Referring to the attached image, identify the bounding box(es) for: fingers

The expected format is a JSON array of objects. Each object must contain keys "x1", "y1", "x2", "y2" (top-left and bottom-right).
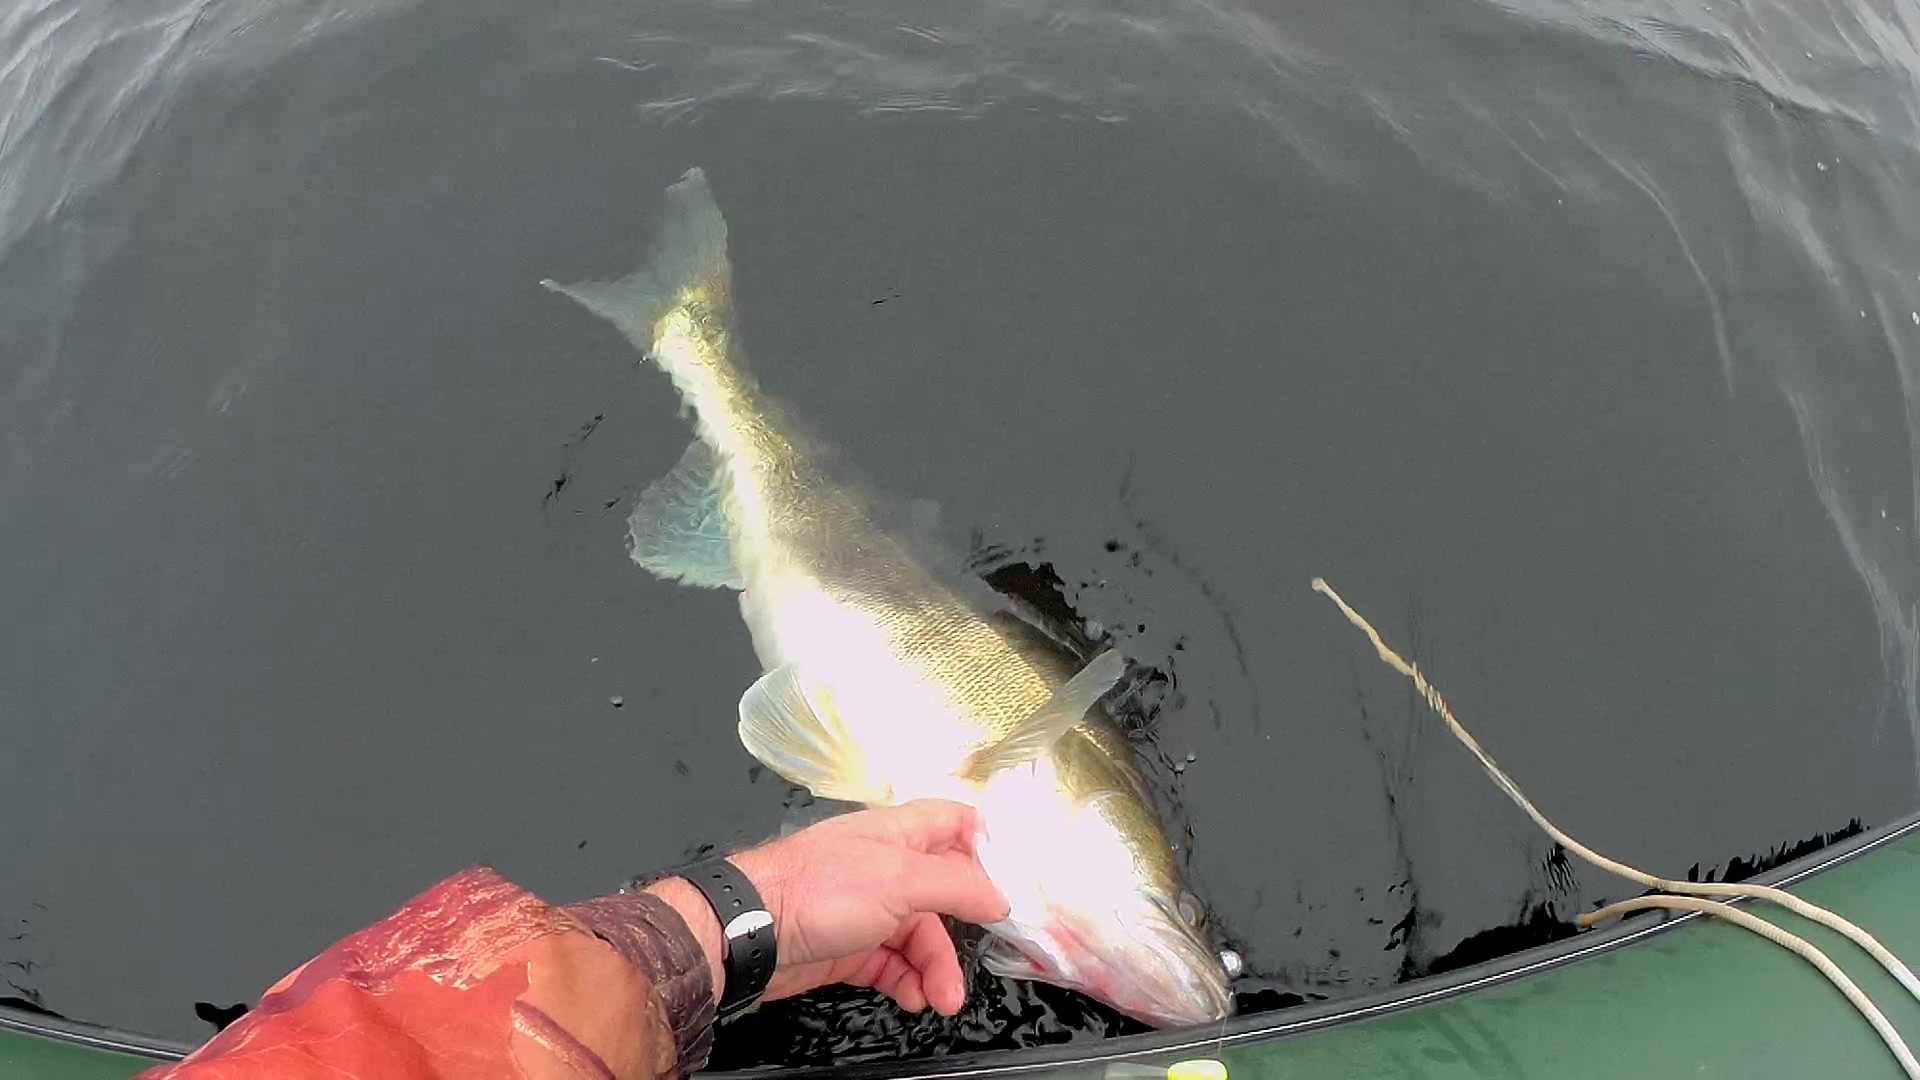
[
  {"x1": 773, "y1": 926, "x2": 972, "y2": 1016},
  {"x1": 832, "y1": 946, "x2": 930, "y2": 1014},
  {"x1": 869, "y1": 949, "x2": 928, "y2": 1013},
  {"x1": 876, "y1": 799, "x2": 982, "y2": 855},
  {"x1": 896, "y1": 848, "x2": 1011, "y2": 925},
  {"x1": 758, "y1": 799, "x2": 997, "y2": 1017},
  {"x1": 896, "y1": 912, "x2": 968, "y2": 1015},
  {"x1": 893, "y1": 973, "x2": 928, "y2": 1014},
  {"x1": 848, "y1": 917, "x2": 966, "y2": 1015},
  {"x1": 865, "y1": 800, "x2": 1009, "y2": 925}
]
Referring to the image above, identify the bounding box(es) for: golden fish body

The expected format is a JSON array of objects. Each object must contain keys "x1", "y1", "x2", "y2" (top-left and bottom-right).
[{"x1": 544, "y1": 169, "x2": 1233, "y2": 1028}]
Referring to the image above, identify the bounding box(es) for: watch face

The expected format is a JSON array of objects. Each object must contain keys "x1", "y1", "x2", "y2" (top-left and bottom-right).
[{"x1": 724, "y1": 909, "x2": 775, "y2": 941}]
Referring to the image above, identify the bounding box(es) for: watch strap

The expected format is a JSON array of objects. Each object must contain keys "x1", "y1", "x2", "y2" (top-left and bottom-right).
[{"x1": 659, "y1": 857, "x2": 776, "y2": 1020}]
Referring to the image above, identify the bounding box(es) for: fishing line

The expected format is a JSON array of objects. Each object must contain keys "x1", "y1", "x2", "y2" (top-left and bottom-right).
[{"x1": 1311, "y1": 576, "x2": 1920, "y2": 1078}]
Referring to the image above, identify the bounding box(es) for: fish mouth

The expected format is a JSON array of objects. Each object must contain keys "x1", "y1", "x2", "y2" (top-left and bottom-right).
[
  {"x1": 1015, "y1": 904, "x2": 1236, "y2": 1030},
  {"x1": 1108, "y1": 916, "x2": 1237, "y2": 1029}
]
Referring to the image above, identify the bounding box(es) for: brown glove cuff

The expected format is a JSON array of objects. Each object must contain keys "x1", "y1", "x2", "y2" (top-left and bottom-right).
[{"x1": 563, "y1": 892, "x2": 717, "y2": 1079}]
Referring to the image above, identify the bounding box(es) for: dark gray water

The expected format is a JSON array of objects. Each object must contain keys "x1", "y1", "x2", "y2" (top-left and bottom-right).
[{"x1": 4, "y1": 0, "x2": 1920, "y2": 1063}]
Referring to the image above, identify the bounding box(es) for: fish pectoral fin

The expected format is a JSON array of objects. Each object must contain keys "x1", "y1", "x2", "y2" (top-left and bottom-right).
[
  {"x1": 738, "y1": 664, "x2": 892, "y2": 804},
  {"x1": 978, "y1": 935, "x2": 1046, "y2": 980},
  {"x1": 626, "y1": 440, "x2": 742, "y2": 589},
  {"x1": 961, "y1": 649, "x2": 1128, "y2": 782}
]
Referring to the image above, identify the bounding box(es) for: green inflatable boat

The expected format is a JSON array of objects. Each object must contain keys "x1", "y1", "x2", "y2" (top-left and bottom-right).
[{"x1": 6, "y1": 813, "x2": 1916, "y2": 1080}]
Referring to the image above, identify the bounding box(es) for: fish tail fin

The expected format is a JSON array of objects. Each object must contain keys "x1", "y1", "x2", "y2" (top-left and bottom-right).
[{"x1": 540, "y1": 167, "x2": 736, "y2": 397}]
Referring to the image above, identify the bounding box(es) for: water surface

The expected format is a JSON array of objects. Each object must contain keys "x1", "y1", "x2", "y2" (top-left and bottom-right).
[{"x1": 3, "y1": 0, "x2": 1918, "y2": 1062}]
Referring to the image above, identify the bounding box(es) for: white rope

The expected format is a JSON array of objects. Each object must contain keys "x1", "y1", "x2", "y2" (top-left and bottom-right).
[
  {"x1": 1587, "y1": 896, "x2": 1919, "y2": 1078},
  {"x1": 1311, "y1": 577, "x2": 1920, "y2": 1078}
]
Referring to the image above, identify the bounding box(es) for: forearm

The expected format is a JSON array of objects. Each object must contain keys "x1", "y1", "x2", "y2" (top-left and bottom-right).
[{"x1": 135, "y1": 868, "x2": 728, "y2": 1080}]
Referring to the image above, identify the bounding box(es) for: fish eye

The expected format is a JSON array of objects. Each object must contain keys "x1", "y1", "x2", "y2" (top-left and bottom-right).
[
  {"x1": 1220, "y1": 948, "x2": 1244, "y2": 978},
  {"x1": 1175, "y1": 890, "x2": 1203, "y2": 927}
]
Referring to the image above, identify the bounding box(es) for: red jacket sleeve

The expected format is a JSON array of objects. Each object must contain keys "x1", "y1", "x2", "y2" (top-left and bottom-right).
[{"x1": 136, "y1": 868, "x2": 716, "y2": 1080}]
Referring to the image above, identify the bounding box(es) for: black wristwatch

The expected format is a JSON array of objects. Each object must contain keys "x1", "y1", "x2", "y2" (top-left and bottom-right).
[{"x1": 629, "y1": 856, "x2": 777, "y2": 1021}]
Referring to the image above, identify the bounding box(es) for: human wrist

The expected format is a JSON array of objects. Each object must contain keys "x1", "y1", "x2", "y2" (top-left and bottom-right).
[
  {"x1": 643, "y1": 843, "x2": 785, "y2": 1013},
  {"x1": 723, "y1": 844, "x2": 784, "y2": 932},
  {"x1": 641, "y1": 876, "x2": 729, "y2": 1002}
]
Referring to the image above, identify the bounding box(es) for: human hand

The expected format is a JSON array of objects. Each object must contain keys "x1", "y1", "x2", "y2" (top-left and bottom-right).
[{"x1": 651, "y1": 800, "x2": 1009, "y2": 1016}]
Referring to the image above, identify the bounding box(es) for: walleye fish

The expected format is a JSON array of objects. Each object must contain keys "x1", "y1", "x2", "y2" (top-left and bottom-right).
[{"x1": 542, "y1": 168, "x2": 1234, "y2": 1029}]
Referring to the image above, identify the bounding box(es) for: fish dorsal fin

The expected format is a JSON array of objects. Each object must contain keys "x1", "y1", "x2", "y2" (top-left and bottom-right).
[
  {"x1": 962, "y1": 649, "x2": 1127, "y2": 782},
  {"x1": 738, "y1": 664, "x2": 893, "y2": 804},
  {"x1": 626, "y1": 440, "x2": 742, "y2": 589}
]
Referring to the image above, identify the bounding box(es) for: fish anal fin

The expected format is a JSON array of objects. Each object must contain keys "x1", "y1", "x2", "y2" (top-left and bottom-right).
[
  {"x1": 738, "y1": 664, "x2": 892, "y2": 804},
  {"x1": 627, "y1": 440, "x2": 741, "y2": 588}
]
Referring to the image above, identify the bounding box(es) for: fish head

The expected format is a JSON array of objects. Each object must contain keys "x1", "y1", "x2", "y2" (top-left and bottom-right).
[
  {"x1": 982, "y1": 886, "x2": 1237, "y2": 1030},
  {"x1": 973, "y1": 769, "x2": 1236, "y2": 1029}
]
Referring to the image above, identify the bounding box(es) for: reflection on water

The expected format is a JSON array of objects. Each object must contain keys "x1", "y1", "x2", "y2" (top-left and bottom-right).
[{"x1": 3, "y1": 0, "x2": 1918, "y2": 1063}]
